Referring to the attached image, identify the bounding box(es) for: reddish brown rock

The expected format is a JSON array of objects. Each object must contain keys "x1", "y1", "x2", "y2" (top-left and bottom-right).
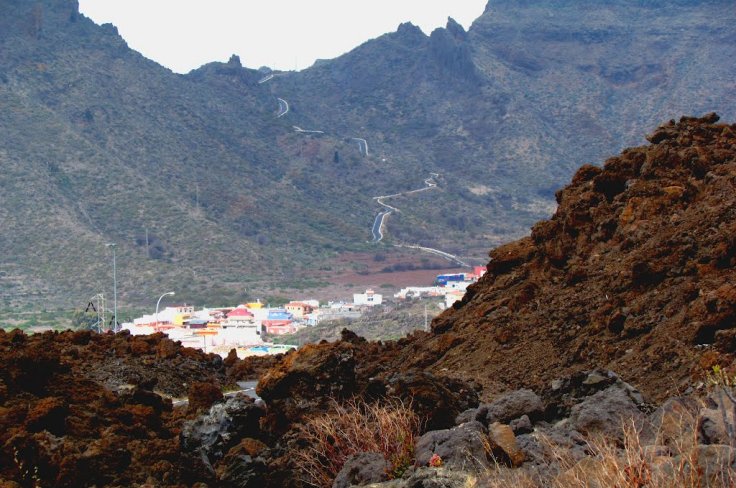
[
  {"x1": 187, "y1": 381, "x2": 223, "y2": 413},
  {"x1": 257, "y1": 342, "x2": 357, "y2": 433},
  {"x1": 487, "y1": 422, "x2": 524, "y2": 467},
  {"x1": 369, "y1": 114, "x2": 736, "y2": 403},
  {"x1": 24, "y1": 397, "x2": 67, "y2": 435}
]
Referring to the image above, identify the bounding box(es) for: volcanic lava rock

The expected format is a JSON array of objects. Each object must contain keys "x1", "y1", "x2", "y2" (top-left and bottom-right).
[
  {"x1": 568, "y1": 383, "x2": 647, "y2": 444},
  {"x1": 333, "y1": 452, "x2": 391, "y2": 488},
  {"x1": 379, "y1": 115, "x2": 736, "y2": 403},
  {"x1": 187, "y1": 381, "x2": 224, "y2": 413},
  {"x1": 415, "y1": 421, "x2": 490, "y2": 471},
  {"x1": 215, "y1": 438, "x2": 270, "y2": 487},
  {"x1": 457, "y1": 388, "x2": 544, "y2": 427},
  {"x1": 180, "y1": 394, "x2": 265, "y2": 464},
  {"x1": 368, "y1": 371, "x2": 479, "y2": 431},
  {"x1": 257, "y1": 342, "x2": 357, "y2": 434}
]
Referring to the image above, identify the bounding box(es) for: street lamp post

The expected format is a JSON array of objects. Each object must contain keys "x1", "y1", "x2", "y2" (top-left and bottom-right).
[
  {"x1": 106, "y1": 243, "x2": 117, "y2": 332},
  {"x1": 155, "y1": 291, "x2": 175, "y2": 327}
]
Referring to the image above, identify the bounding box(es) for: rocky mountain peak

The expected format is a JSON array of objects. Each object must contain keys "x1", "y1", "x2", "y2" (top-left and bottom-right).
[
  {"x1": 395, "y1": 21, "x2": 426, "y2": 44},
  {"x1": 0, "y1": 0, "x2": 82, "y2": 39},
  {"x1": 445, "y1": 17, "x2": 467, "y2": 41},
  {"x1": 227, "y1": 54, "x2": 242, "y2": 67},
  {"x1": 429, "y1": 22, "x2": 478, "y2": 84}
]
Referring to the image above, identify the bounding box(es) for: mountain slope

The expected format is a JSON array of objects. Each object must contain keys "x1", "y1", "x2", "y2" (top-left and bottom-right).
[
  {"x1": 0, "y1": 0, "x2": 734, "y2": 308},
  {"x1": 350, "y1": 114, "x2": 736, "y2": 402}
]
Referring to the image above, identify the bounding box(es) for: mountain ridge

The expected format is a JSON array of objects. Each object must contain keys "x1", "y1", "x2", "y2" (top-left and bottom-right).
[{"x1": 0, "y1": 0, "x2": 734, "y2": 308}]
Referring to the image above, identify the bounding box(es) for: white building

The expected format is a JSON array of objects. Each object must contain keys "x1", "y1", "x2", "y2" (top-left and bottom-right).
[
  {"x1": 445, "y1": 290, "x2": 465, "y2": 309},
  {"x1": 446, "y1": 281, "x2": 471, "y2": 292},
  {"x1": 353, "y1": 288, "x2": 383, "y2": 306},
  {"x1": 394, "y1": 286, "x2": 443, "y2": 300}
]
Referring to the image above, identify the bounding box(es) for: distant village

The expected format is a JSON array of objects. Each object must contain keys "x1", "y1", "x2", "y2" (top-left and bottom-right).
[{"x1": 122, "y1": 266, "x2": 486, "y2": 357}]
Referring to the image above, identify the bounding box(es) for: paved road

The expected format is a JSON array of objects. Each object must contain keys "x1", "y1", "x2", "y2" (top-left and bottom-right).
[
  {"x1": 293, "y1": 126, "x2": 324, "y2": 134},
  {"x1": 276, "y1": 98, "x2": 289, "y2": 118},
  {"x1": 258, "y1": 74, "x2": 274, "y2": 84},
  {"x1": 394, "y1": 243, "x2": 470, "y2": 268},
  {"x1": 351, "y1": 137, "x2": 369, "y2": 156},
  {"x1": 370, "y1": 174, "x2": 439, "y2": 243},
  {"x1": 371, "y1": 210, "x2": 391, "y2": 241},
  {"x1": 171, "y1": 380, "x2": 259, "y2": 408},
  {"x1": 254, "y1": 75, "x2": 466, "y2": 264}
]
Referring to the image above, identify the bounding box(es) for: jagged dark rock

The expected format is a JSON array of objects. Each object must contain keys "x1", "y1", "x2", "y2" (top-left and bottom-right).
[
  {"x1": 332, "y1": 452, "x2": 390, "y2": 488},
  {"x1": 567, "y1": 384, "x2": 647, "y2": 443},
  {"x1": 415, "y1": 421, "x2": 490, "y2": 471},
  {"x1": 180, "y1": 394, "x2": 265, "y2": 463}
]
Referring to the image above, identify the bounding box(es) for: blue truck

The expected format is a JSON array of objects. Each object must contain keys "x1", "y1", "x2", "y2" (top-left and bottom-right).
[{"x1": 434, "y1": 273, "x2": 466, "y2": 286}]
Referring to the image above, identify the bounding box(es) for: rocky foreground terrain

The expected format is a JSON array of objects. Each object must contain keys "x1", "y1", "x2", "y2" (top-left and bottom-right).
[{"x1": 1, "y1": 115, "x2": 735, "y2": 486}]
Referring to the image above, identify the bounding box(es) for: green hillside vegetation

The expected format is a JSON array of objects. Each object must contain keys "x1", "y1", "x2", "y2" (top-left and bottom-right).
[{"x1": 0, "y1": 0, "x2": 733, "y2": 309}]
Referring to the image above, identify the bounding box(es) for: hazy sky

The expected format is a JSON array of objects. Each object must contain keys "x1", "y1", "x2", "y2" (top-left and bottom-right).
[{"x1": 78, "y1": 1, "x2": 487, "y2": 73}]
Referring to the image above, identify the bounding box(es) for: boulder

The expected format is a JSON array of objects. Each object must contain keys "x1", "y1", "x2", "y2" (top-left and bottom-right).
[
  {"x1": 456, "y1": 388, "x2": 543, "y2": 429},
  {"x1": 362, "y1": 467, "x2": 478, "y2": 487},
  {"x1": 648, "y1": 396, "x2": 699, "y2": 446},
  {"x1": 510, "y1": 415, "x2": 533, "y2": 435},
  {"x1": 215, "y1": 438, "x2": 269, "y2": 488},
  {"x1": 657, "y1": 444, "x2": 736, "y2": 487},
  {"x1": 698, "y1": 388, "x2": 736, "y2": 445},
  {"x1": 487, "y1": 422, "x2": 524, "y2": 467},
  {"x1": 486, "y1": 389, "x2": 544, "y2": 424},
  {"x1": 332, "y1": 452, "x2": 390, "y2": 488},
  {"x1": 257, "y1": 342, "x2": 357, "y2": 434},
  {"x1": 370, "y1": 371, "x2": 478, "y2": 431},
  {"x1": 187, "y1": 381, "x2": 223, "y2": 413},
  {"x1": 568, "y1": 384, "x2": 646, "y2": 443},
  {"x1": 514, "y1": 428, "x2": 588, "y2": 480},
  {"x1": 543, "y1": 370, "x2": 646, "y2": 421},
  {"x1": 180, "y1": 393, "x2": 265, "y2": 463},
  {"x1": 415, "y1": 421, "x2": 489, "y2": 471},
  {"x1": 455, "y1": 405, "x2": 489, "y2": 426}
]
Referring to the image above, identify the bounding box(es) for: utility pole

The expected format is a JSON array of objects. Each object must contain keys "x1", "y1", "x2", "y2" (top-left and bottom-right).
[
  {"x1": 99, "y1": 294, "x2": 105, "y2": 333},
  {"x1": 90, "y1": 293, "x2": 105, "y2": 333},
  {"x1": 145, "y1": 228, "x2": 149, "y2": 258},
  {"x1": 106, "y1": 243, "x2": 117, "y2": 331}
]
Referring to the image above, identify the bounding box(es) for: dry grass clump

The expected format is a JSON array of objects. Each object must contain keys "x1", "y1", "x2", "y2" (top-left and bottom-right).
[
  {"x1": 481, "y1": 412, "x2": 736, "y2": 488},
  {"x1": 291, "y1": 397, "x2": 420, "y2": 487}
]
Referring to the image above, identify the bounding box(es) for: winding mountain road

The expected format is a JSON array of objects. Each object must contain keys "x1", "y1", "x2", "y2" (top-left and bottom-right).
[
  {"x1": 276, "y1": 98, "x2": 289, "y2": 118},
  {"x1": 370, "y1": 174, "x2": 439, "y2": 243},
  {"x1": 254, "y1": 79, "x2": 468, "y2": 267},
  {"x1": 369, "y1": 174, "x2": 470, "y2": 268},
  {"x1": 351, "y1": 137, "x2": 369, "y2": 156},
  {"x1": 258, "y1": 73, "x2": 274, "y2": 84},
  {"x1": 371, "y1": 210, "x2": 391, "y2": 241},
  {"x1": 394, "y1": 244, "x2": 470, "y2": 268},
  {"x1": 293, "y1": 126, "x2": 324, "y2": 134}
]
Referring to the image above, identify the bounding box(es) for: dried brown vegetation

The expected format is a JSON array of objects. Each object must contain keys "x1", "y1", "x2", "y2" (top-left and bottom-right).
[{"x1": 291, "y1": 398, "x2": 420, "y2": 487}]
